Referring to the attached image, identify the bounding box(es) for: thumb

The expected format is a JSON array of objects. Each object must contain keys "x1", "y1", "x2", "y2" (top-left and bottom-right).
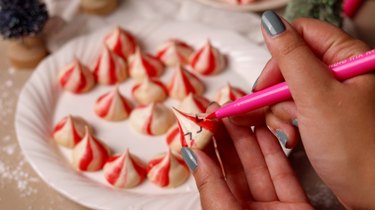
[
  {"x1": 180, "y1": 147, "x2": 243, "y2": 210},
  {"x1": 261, "y1": 11, "x2": 339, "y2": 107}
]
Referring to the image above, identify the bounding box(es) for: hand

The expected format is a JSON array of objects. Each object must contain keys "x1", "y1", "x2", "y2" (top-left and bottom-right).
[
  {"x1": 232, "y1": 11, "x2": 375, "y2": 209},
  {"x1": 181, "y1": 103, "x2": 313, "y2": 210}
]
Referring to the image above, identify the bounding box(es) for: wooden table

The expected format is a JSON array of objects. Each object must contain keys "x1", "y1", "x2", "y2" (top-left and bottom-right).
[{"x1": 1, "y1": 1, "x2": 374, "y2": 209}]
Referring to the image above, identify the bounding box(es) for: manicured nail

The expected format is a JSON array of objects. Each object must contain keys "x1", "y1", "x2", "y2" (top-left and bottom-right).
[
  {"x1": 261, "y1": 11, "x2": 286, "y2": 36},
  {"x1": 251, "y1": 77, "x2": 259, "y2": 92},
  {"x1": 276, "y1": 129, "x2": 288, "y2": 147},
  {"x1": 181, "y1": 147, "x2": 198, "y2": 172},
  {"x1": 292, "y1": 119, "x2": 299, "y2": 127}
]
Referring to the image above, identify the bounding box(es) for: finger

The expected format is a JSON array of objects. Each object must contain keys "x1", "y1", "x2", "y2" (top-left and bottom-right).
[
  {"x1": 291, "y1": 18, "x2": 370, "y2": 64},
  {"x1": 180, "y1": 148, "x2": 243, "y2": 210},
  {"x1": 269, "y1": 100, "x2": 297, "y2": 124},
  {"x1": 265, "y1": 112, "x2": 299, "y2": 149},
  {"x1": 222, "y1": 118, "x2": 277, "y2": 202},
  {"x1": 261, "y1": 11, "x2": 339, "y2": 106},
  {"x1": 254, "y1": 126, "x2": 308, "y2": 203},
  {"x1": 252, "y1": 58, "x2": 283, "y2": 92},
  {"x1": 229, "y1": 107, "x2": 266, "y2": 127},
  {"x1": 207, "y1": 103, "x2": 252, "y2": 203}
]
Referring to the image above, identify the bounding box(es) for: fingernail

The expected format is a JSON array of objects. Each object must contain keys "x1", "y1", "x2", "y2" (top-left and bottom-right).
[
  {"x1": 181, "y1": 147, "x2": 198, "y2": 172},
  {"x1": 275, "y1": 129, "x2": 288, "y2": 147},
  {"x1": 251, "y1": 77, "x2": 259, "y2": 92},
  {"x1": 292, "y1": 119, "x2": 299, "y2": 127},
  {"x1": 261, "y1": 11, "x2": 286, "y2": 36}
]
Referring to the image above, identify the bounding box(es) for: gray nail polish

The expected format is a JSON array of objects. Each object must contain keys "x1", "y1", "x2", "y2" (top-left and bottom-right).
[
  {"x1": 181, "y1": 147, "x2": 198, "y2": 172},
  {"x1": 261, "y1": 11, "x2": 286, "y2": 36},
  {"x1": 292, "y1": 119, "x2": 299, "y2": 127},
  {"x1": 276, "y1": 129, "x2": 288, "y2": 147},
  {"x1": 251, "y1": 77, "x2": 259, "y2": 92}
]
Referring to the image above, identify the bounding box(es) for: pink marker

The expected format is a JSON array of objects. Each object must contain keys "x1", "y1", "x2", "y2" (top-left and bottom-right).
[{"x1": 206, "y1": 49, "x2": 375, "y2": 119}]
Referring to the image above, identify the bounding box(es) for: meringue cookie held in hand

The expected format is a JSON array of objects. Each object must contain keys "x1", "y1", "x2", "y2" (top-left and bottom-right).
[
  {"x1": 190, "y1": 40, "x2": 226, "y2": 76},
  {"x1": 147, "y1": 150, "x2": 190, "y2": 188},
  {"x1": 58, "y1": 59, "x2": 95, "y2": 94},
  {"x1": 94, "y1": 86, "x2": 133, "y2": 121},
  {"x1": 103, "y1": 149, "x2": 147, "y2": 189},
  {"x1": 172, "y1": 108, "x2": 217, "y2": 150}
]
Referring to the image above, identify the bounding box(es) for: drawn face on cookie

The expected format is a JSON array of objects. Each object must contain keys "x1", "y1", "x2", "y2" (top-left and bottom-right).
[{"x1": 172, "y1": 108, "x2": 217, "y2": 149}]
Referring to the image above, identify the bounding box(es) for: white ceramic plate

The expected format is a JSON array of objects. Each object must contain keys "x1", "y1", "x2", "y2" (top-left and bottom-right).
[
  {"x1": 196, "y1": 0, "x2": 290, "y2": 12},
  {"x1": 15, "y1": 20, "x2": 270, "y2": 210}
]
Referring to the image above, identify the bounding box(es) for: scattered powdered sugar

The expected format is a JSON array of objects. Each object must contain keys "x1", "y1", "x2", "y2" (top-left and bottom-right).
[
  {"x1": 2, "y1": 143, "x2": 17, "y2": 155},
  {"x1": 5, "y1": 79, "x2": 13, "y2": 87},
  {"x1": 0, "y1": 158, "x2": 39, "y2": 197}
]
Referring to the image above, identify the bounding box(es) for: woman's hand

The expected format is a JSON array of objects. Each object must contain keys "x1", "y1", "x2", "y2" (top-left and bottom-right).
[
  {"x1": 181, "y1": 103, "x2": 313, "y2": 210},
  {"x1": 232, "y1": 11, "x2": 375, "y2": 209}
]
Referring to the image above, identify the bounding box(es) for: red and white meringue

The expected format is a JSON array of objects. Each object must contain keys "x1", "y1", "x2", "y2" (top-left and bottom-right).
[
  {"x1": 128, "y1": 49, "x2": 165, "y2": 81},
  {"x1": 215, "y1": 83, "x2": 247, "y2": 105},
  {"x1": 156, "y1": 39, "x2": 194, "y2": 67},
  {"x1": 178, "y1": 93, "x2": 210, "y2": 114},
  {"x1": 53, "y1": 115, "x2": 92, "y2": 148},
  {"x1": 103, "y1": 149, "x2": 147, "y2": 189},
  {"x1": 167, "y1": 65, "x2": 205, "y2": 101},
  {"x1": 104, "y1": 27, "x2": 138, "y2": 60},
  {"x1": 147, "y1": 150, "x2": 189, "y2": 188},
  {"x1": 94, "y1": 87, "x2": 133, "y2": 121},
  {"x1": 58, "y1": 59, "x2": 95, "y2": 94},
  {"x1": 93, "y1": 45, "x2": 128, "y2": 85},
  {"x1": 224, "y1": 0, "x2": 257, "y2": 5},
  {"x1": 190, "y1": 40, "x2": 226, "y2": 75},
  {"x1": 129, "y1": 103, "x2": 175, "y2": 136},
  {"x1": 131, "y1": 78, "x2": 168, "y2": 105},
  {"x1": 166, "y1": 124, "x2": 182, "y2": 154},
  {"x1": 72, "y1": 128, "x2": 110, "y2": 171},
  {"x1": 172, "y1": 108, "x2": 217, "y2": 149}
]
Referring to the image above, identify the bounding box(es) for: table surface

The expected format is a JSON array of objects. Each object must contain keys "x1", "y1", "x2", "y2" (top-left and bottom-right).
[{"x1": 1, "y1": 1, "x2": 375, "y2": 210}]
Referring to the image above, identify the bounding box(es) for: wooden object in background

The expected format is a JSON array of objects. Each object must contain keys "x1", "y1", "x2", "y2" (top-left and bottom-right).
[
  {"x1": 80, "y1": 0, "x2": 118, "y2": 16},
  {"x1": 6, "y1": 36, "x2": 48, "y2": 69}
]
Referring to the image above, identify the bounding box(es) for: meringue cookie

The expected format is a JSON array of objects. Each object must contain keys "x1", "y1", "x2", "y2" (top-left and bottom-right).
[
  {"x1": 131, "y1": 78, "x2": 168, "y2": 105},
  {"x1": 172, "y1": 108, "x2": 217, "y2": 149},
  {"x1": 94, "y1": 87, "x2": 133, "y2": 121},
  {"x1": 167, "y1": 65, "x2": 205, "y2": 101},
  {"x1": 190, "y1": 40, "x2": 226, "y2": 75},
  {"x1": 103, "y1": 149, "x2": 147, "y2": 188},
  {"x1": 93, "y1": 45, "x2": 128, "y2": 85},
  {"x1": 215, "y1": 83, "x2": 247, "y2": 105},
  {"x1": 104, "y1": 27, "x2": 138, "y2": 60},
  {"x1": 178, "y1": 93, "x2": 210, "y2": 114},
  {"x1": 165, "y1": 124, "x2": 182, "y2": 155},
  {"x1": 156, "y1": 39, "x2": 194, "y2": 66},
  {"x1": 53, "y1": 115, "x2": 92, "y2": 148},
  {"x1": 72, "y1": 128, "x2": 110, "y2": 171},
  {"x1": 58, "y1": 59, "x2": 95, "y2": 94},
  {"x1": 128, "y1": 49, "x2": 165, "y2": 82},
  {"x1": 129, "y1": 103, "x2": 175, "y2": 136},
  {"x1": 147, "y1": 150, "x2": 189, "y2": 188}
]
